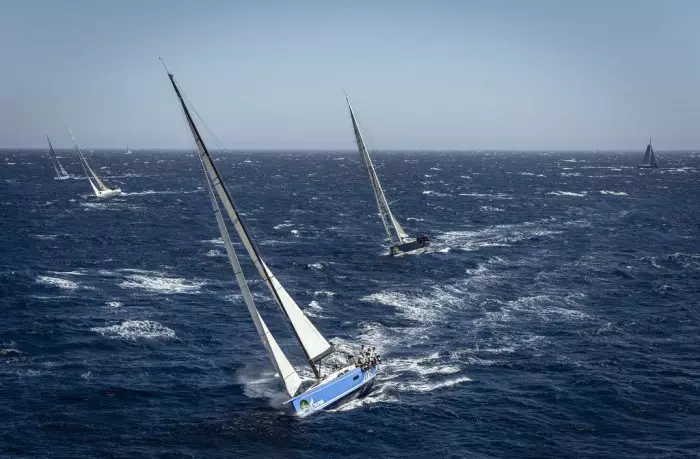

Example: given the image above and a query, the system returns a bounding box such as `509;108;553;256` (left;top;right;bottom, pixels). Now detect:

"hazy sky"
1;0;699;150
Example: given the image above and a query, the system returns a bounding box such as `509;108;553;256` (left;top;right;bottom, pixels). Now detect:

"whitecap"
90;320;177;340
599;190;628;196
547;191;587;197
36;275;78;291
422;190;451;197
304;300;326;318
30;234;58;240
119;273;204;294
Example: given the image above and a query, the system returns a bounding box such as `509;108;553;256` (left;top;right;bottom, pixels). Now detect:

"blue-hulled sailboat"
164;64;378;417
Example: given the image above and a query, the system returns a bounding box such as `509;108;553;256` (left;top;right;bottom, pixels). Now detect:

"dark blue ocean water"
1;149;699;458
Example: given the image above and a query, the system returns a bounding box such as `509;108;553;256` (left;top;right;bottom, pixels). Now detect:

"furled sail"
200;156;302;397
165;69;333;378
346;97;409;244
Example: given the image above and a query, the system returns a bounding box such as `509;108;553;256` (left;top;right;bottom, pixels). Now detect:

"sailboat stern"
390;234;431;256
286;365;378;417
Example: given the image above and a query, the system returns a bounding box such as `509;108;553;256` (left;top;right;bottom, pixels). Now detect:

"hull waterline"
286;365;378;417
390;238;430;256
96;188;122;198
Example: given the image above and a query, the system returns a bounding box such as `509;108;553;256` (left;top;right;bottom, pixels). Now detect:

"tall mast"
164;66;330;379
346;96;408;244
46;134;61;176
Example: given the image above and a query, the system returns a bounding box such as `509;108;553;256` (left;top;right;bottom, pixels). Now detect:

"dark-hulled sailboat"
345;97;430;255
163;63;378;417
638;137;659;168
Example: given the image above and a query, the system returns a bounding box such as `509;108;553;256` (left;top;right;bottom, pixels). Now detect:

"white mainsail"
346;97;409;245
46;135;68;178
66;127;110;192
200;157;302;397
640;137;659;168
165;69;333;378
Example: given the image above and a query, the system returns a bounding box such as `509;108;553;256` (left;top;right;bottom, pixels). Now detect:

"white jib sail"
168;73;333;365
200;158;302;398
346;98;409;244
66;127;109;191
199;147;333;363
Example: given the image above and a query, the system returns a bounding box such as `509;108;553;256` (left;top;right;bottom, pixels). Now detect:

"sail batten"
166;71;333;378
346;98;409;244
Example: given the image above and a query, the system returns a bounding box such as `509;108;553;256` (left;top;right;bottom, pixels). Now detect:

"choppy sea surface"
1;149;699;458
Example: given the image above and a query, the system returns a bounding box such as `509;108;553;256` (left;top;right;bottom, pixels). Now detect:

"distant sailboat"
66;127;121;198
125;144;133;155
345;96;430;255
164;64;378;417
638;137;659;168
46;134;69;180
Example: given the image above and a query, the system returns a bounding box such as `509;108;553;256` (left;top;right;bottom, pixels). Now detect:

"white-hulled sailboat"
345;97;430;255
46;134;69;180
66;127;121;198
638;137;659;169
163;64;378;417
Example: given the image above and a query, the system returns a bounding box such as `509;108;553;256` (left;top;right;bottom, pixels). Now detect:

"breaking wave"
547;191;587;197
118;273;204;294
599;190;628;196
90;320;177;341
36;275;79;291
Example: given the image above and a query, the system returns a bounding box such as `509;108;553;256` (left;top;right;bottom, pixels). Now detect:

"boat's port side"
287;365;378;417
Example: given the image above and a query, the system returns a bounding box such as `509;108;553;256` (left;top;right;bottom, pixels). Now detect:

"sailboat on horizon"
345;96;430;256
164;65;378;417
125;144;133;155
46;134;69;180
66;127;122;198
638;137;659;169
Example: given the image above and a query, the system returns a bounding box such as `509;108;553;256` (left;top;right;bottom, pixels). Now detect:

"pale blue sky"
1;0;699;150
